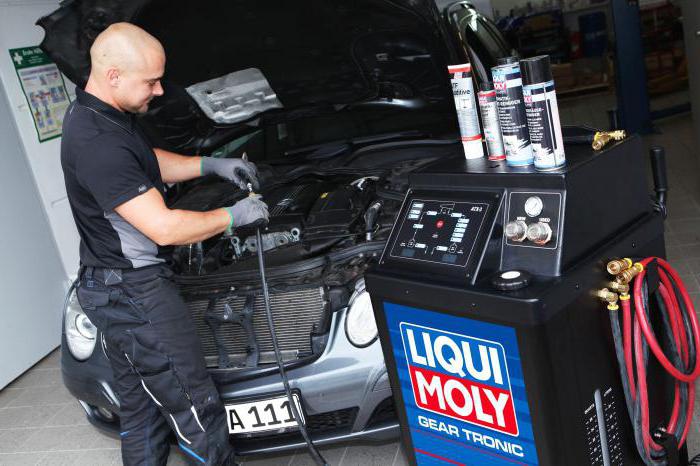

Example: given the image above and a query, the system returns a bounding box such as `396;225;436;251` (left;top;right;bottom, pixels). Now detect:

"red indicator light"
436;220;445;229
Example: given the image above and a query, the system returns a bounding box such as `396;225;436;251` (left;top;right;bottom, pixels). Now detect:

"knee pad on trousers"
124;332;209;457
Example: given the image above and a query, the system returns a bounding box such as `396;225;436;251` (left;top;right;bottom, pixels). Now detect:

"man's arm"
115;187;228;245
153;147;202;184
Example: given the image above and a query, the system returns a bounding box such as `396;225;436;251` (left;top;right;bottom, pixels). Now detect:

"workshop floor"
1;91;700;465
0;350;409;465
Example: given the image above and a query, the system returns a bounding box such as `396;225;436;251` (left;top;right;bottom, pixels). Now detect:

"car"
39;0;510;455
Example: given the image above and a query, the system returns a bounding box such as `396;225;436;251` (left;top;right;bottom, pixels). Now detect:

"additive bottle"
478;81;506;161
448;63;484;160
491;57;533;166
521;55;566;170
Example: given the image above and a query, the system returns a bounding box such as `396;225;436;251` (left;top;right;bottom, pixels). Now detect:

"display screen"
388;198;490;268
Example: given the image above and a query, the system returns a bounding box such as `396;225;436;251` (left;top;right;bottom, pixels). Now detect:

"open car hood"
39;0;464;154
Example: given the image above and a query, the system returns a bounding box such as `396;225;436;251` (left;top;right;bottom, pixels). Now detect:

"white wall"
0;0;79;279
0;0;76;386
0;76;67;388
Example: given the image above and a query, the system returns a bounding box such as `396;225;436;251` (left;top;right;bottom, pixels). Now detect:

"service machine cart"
366;138;699;466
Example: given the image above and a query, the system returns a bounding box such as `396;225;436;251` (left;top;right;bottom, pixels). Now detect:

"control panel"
381;189;502;281
505;191;562;249
389;199;488;267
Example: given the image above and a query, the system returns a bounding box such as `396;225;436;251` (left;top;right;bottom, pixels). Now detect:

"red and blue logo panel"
384;302;539;465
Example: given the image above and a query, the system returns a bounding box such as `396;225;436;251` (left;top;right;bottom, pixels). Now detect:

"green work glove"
201;156;260;191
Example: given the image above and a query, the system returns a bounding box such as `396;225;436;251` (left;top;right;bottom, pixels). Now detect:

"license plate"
225;393;305;435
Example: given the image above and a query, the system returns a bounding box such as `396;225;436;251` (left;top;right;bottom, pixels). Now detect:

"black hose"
611;277;696;466
256;228;328;466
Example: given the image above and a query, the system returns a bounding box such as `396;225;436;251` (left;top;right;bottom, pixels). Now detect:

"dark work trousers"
75;265;234;466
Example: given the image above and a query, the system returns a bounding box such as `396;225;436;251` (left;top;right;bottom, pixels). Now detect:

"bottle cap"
497;56;518;65
521;55;553;85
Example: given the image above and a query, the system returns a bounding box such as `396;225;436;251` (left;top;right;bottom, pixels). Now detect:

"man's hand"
201;157;260;191
225;194;269;230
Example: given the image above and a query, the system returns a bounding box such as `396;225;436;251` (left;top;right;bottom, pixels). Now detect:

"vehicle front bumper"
61;308;399;454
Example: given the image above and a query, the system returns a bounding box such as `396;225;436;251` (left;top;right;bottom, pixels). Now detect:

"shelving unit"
496;1;613;99
639;1;687;96
561;1;609;16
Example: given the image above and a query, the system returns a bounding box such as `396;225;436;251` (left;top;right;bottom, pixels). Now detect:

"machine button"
436;220;445;229
492;270;532;291
505;220;528;242
526;222;553;245
524;196;544;217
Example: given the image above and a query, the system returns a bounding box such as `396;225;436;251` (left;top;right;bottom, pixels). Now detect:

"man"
61;23;268;465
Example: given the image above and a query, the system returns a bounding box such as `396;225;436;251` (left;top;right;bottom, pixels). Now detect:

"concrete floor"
0;350;410;465
1;90;700;465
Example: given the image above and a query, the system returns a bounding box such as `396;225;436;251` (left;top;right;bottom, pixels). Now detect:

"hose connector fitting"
593;130;627;151
616;263;644;284
607;258;633;275
608;281;630;294
595;288;619;305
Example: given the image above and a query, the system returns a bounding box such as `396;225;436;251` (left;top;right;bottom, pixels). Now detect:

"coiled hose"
608;257;700;465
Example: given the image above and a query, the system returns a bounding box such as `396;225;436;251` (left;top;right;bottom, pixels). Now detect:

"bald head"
85;22;165;114
90;23;163;75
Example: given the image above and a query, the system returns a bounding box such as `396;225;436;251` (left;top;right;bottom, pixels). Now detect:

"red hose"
621;296;635;398
622;257;700;453
632;258;700;382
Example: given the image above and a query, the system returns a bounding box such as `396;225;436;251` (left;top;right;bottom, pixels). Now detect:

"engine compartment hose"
256;228;328;466
605;257;700;465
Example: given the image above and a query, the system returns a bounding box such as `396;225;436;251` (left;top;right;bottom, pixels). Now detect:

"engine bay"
169;171;401;277
161;140;455;369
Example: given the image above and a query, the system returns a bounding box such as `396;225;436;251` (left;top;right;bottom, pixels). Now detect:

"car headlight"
345;279;378;347
64;289;97;360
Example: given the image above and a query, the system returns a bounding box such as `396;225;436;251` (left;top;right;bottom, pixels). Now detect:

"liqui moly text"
401;323;518;436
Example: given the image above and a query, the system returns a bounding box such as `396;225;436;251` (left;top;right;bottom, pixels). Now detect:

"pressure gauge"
524;196;544;218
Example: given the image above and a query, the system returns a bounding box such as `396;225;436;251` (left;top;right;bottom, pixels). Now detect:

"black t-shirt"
61;88;171;269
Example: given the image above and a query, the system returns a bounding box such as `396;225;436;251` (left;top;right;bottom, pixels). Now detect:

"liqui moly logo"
494;80;507;91
400;323;519;436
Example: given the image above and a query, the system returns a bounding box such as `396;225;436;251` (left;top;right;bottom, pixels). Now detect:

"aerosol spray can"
521;55;566;170
477;82;506;161
492;57;533;166
448;63;484;160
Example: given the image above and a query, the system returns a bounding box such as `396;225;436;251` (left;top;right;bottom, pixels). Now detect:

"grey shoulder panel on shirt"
104;211;165;268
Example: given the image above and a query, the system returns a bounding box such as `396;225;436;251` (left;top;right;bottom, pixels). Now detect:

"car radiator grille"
185;286;327;368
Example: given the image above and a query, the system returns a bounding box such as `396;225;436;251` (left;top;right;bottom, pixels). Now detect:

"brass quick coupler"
607;258;633;275
616;263;644;284
593;130;627;151
594;288;619;304
607;281;630;294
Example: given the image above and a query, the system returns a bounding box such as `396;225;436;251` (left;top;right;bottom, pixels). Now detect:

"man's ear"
106;68;120;88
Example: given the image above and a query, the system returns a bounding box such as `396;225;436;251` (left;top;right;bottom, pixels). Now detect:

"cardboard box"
659;52;674;70
551;63;575;90
645;53;660;73
572;57;606;85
